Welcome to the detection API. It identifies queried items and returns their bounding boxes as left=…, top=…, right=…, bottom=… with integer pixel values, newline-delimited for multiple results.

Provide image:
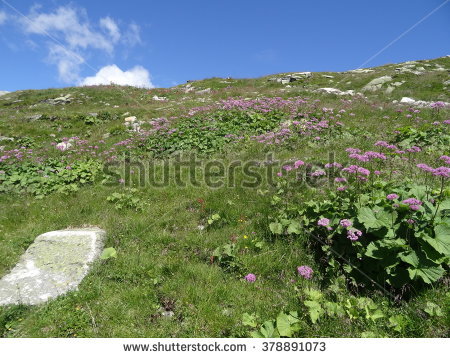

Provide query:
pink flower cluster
left=297, top=265, right=314, bottom=279
left=342, top=165, right=370, bottom=177
left=244, top=273, right=256, bottom=282
left=402, top=198, right=422, bottom=211
left=417, top=163, right=450, bottom=178
left=347, top=228, right=362, bottom=241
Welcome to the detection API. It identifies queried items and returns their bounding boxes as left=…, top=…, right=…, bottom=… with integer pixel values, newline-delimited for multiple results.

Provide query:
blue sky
left=0, top=0, right=449, bottom=91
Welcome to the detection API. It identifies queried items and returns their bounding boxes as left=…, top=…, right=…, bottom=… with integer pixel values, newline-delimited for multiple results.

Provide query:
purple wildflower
left=386, top=193, right=399, bottom=201
left=347, top=229, right=362, bottom=241
left=317, top=218, right=330, bottom=227
left=432, top=166, right=450, bottom=178
left=402, top=198, right=422, bottom=205
left=297, top=266, right=314, bottom=279
left=244, top=273, right=256, bottom=282
left=417, top=163, right=434, bottom=173
left=340, top=219, right=352, bottom=228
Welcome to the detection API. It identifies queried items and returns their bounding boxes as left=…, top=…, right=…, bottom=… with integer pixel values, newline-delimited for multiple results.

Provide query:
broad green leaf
left=100, top=247, right=117, bottom=260
left=366, top=239, right=406, bottom=260
left=398, top=251, right=419, bottom=267
left=358, top=206, right=397, bottom=230
left=304, top=288, right=323, bottom=301
left=426, top=224, right=450, bottom=255
left=269, top=222, right=283, bottom=234
left=276, top=313, right=293, bottom=337
left=259, top=320, right=279, bottom=338
left=304, top=300, right=324, bottom=324
left=242, top=313, right=258, bottom=328
left=408, top=265, right=445, bottom=284
left=287, top=221, right=301, bottom=234
left=424, top=302, right=443, bottom=317
left=389, top=315, right=408, bottom=333
left=324, top=302, right=345, bottom=317
left=436, top=199, right=450, bottom=217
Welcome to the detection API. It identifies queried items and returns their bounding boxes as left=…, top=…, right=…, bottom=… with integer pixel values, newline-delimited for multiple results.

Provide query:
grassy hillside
left=0, top=56, right=449, bottom=338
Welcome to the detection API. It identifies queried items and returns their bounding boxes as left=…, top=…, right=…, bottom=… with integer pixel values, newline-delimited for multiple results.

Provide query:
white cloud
left=0, top=11, right=7, bottom=25
left=48, top=44, right=85, bottom=84
left=100, top=16, right=120, bottom=43
left=79, top=64, right=153, bottom=88
left=13, top=5, right=144, bottom=84
left=123, top=23, right=141, bottom=46
left=21, top=6, right=115, bottom=52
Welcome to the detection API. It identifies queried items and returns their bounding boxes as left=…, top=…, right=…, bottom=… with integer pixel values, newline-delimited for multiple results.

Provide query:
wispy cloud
left=123, top=23, right=142, bottom=46
left=99, top=16, right=121, bottom=43
left=0, top=4, right=151, bottom=86
left=79, top=64, right=153, bottom=88
left=0, top=10, right=7, bottom=24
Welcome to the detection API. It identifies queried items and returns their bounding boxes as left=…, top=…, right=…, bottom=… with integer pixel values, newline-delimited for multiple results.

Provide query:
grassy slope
left=0, top=56, right=449, bottom=337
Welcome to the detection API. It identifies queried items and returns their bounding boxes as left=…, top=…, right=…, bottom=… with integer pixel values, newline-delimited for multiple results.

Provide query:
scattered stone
left=153, top=95, right=168, bottom=101
left=0, top=91, right=10, bottom=97
left=124, top=116, right=137, bottom=123
left=349, top=68, right=374, bottom=73
left=183, top=84, right=195, bottom=93
left=161, top=310, right=175, bottom=318
left=196, top=88, right=211, bottom=95
left=393, top=97, right=450, bottom=108
left=0, top=228, right=106, bottom=306
left=124, top=116, right=142, bottom=132
left=315, top=88, right=362, bottom=96
left=56, top=142, right=72, bottom=151
left=27, top=114, right=43, bottom=121
left=45, top=94, right=72, bottom=105
left=0, top=136, right=14, bottom=142
left=362, top=76, right=392, bottom=91
left=385, top=81, right=405, bottom=94
left=268, top=76, right=298, bottom=84
left=291, top=72, right=312, bottom=78
left=322, top=75, right=334, bottom=78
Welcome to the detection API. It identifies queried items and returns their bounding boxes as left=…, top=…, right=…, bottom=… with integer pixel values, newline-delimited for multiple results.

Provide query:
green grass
left=0, top=56, right=449, bottom=337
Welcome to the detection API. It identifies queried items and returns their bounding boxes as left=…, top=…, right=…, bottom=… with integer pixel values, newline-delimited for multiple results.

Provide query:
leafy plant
left=0, top=159, right=102, bottom=197
left=100, top=247, right=117, bottom=260
left=245, top=311, right=301, bottom=338
left=106, top=188, right=144, bottom=211
left=272, top=181, right=450, bottom=290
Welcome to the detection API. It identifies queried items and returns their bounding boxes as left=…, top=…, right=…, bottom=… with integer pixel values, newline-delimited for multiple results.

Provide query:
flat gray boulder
left=362, top=76, right=392, bottom=91
left=0, top=227, right=105, bottom=306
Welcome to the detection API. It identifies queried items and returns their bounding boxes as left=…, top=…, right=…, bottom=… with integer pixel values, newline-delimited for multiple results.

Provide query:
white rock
left=362, top=76, right=392, bottom=91
left=55, top=142, right=72, bottom=151
left=292, top=72, right=312, bottom=78
left=349, top=68, right=374, bottom=73
left=196, top=88, right=211, bottom=95
left=398, top=97, right=450, bottom=108
left=124, top=116, right=137, bottom=123
left=316, top=88, right=362, bottom=96
left=0, top=228, right=106, bottom=306
left=153, top=95, right=168, bottom=101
